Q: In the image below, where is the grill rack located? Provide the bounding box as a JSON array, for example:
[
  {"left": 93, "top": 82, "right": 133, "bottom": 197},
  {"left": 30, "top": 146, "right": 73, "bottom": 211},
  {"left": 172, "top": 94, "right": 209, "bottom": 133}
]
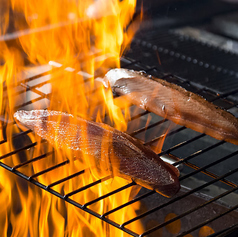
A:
[
  {"left": 1, "top": 56, "right": 238, "bottom": 236},
  {"left": 128, "top": 30, "right": 238, "bottom": 95}
]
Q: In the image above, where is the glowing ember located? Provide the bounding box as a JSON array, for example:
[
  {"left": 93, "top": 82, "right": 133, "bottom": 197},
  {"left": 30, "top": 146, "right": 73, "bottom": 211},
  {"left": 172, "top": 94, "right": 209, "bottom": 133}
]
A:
[{"left": 0, "top": 0, "right": 145, "bottom": 236}]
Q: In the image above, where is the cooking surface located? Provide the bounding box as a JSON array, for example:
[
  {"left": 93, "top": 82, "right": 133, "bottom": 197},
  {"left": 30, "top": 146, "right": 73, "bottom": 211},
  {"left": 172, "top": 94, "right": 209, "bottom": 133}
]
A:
[
  {"left": 2, "top": 0, "right": 238, "bottom": 236},
  {"left": 0, "top": 57, "right": 237, "bottom": 236}
]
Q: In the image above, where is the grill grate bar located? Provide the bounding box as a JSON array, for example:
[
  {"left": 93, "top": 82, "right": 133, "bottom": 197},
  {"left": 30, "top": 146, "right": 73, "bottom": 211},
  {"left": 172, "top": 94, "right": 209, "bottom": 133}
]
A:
[
  {"left": 180, "top": 149, "right": 238, "bottom": 183},
  {"left": 12, "top": 151, "right": 54, "bottom": 170},
  {"left": 103, "top": 106, "right": 149, "bottom": 128},
  {"left": 144, "top": 126, "right": 187, "bottom": 146},
  {"left": 0, "top": 129, "right": 32, "bottom": 145},
  {"left": 3, "top": 69, "right": 53, "bottom": 92},
  {"left": 14, "top": 95, "right": 48, "bottom": 111},
  {"left": 177, "top": 204, "right": 238, "bottom": 237},
  {"left": 46, "top": 169, "right": 86, "bottom": 189},
  {"left": 102, "top": 190, "right": 155, "bottom": 218},
  {"left": 29, "top": 159, "right": 70, "bottom": 179},
  {"left": 128, "top": 111, "right": 150, "bottom": 123},
  {"left": 20, "top": 82, "right": 51, "bottom": 99},
  {"left": 210, "top": 87, "right": 238, "bottom": 101},
  {"left": 141, "top": 186, "right": 238, "bottom": 237},
  {"left": 0, "top": 142, "right": 37, "bottom": 160},
  {"left": 129, "top": 118, "right": 167, "bottom": 136},
  {"left": 6, "top": 80, "right": 50, "bottom": 100},
  {"left": 174, "top": 140, "right": 225, "bottom": 166},
  {"left": 63, "top": 175, "right": 112, "bottom": 199},
  {"left": 21, "top": 81, "right": 50, "bottom": 97},
  {"left": 225, "top": 101, "right": 238, "bottom": 110},
  {"left": 209, "top": 224, "right": 238, "bottom": 237},
  {"left": 82, "top": 181, "right": 135, "bottom": 208},
  {"left": 0, "top": 161, "right": 48, "bottom": 190},
  {"left": 158, "top": 133, "right": 206, "bottom": 156},
  {"left": 122, "top": 60, "right": 140, "bottom": 69},
  {"left": 180, "top": 161, "right": 238, "bottom": 188},
  {"left": 121, "top": 166, "right": 238, "bottom": 228}
]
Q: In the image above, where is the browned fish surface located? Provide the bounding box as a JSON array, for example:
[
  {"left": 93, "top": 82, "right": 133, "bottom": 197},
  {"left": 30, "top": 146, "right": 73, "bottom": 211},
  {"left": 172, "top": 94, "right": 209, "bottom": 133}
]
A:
[
  {"left": 103, "top": 68, "right": 238, "bottom": 145},
  {"left": 14, "top": 110, "right": 180, "bottom": 197}
]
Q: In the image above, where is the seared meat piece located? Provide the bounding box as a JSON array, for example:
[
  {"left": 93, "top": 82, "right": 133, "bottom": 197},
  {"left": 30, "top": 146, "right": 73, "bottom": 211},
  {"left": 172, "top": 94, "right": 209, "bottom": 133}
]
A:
[
  {"left": 14, "top": 110, "right": 180, "bottom": 197},
  {"left": 103, "top": 68, "right": 238, "bottom": 145}
]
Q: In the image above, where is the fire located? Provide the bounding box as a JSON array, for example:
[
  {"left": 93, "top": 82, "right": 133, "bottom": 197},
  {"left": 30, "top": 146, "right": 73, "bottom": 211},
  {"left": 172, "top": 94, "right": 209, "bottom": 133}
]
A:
[{"left": 0, "top": 0, "right": 143, "bottom": 236}]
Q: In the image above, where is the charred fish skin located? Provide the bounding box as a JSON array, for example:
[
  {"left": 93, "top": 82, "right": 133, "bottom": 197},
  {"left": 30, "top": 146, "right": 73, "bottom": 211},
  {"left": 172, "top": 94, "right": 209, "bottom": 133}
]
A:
[
  {"left": 14, "top": 110, "right": 180, "bottom": 198},
  {"left": 104, "top": 68, "right": 238, "bottom": 146}
]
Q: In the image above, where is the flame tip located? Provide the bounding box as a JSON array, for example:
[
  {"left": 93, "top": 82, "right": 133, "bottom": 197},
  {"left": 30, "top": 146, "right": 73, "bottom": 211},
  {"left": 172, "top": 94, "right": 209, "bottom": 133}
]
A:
[{"left": 1, "top": 0, "right": 143, "bottom": 235}]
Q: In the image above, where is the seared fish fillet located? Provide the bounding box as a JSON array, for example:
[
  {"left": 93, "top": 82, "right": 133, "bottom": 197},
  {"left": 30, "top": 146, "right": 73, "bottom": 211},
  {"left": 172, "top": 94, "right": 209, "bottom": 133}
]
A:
[
  {"left": 14, "top": 110, "right": 180, "bottom": 198},
  {"left": 103, "top": 68, "right": 238, "bottom": 145}
]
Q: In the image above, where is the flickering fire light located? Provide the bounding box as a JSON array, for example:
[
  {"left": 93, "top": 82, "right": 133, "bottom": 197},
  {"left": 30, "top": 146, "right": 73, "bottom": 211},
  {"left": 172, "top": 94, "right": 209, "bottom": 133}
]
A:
[
  {"left": 0, "top": 0, "right": 148, "bottom": 236},
  {"left": 2, "top": 1, "right": 238, "bottom": 236}
]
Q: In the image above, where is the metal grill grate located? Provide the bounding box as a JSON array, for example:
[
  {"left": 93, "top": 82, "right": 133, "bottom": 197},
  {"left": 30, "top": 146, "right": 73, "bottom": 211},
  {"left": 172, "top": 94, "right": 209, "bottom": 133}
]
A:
[
  {"left": 1, "top": 56, "right": 238, "bottom": 236},
  {"left": 127, "top": 30, "right": 238, "bottom": 95}
]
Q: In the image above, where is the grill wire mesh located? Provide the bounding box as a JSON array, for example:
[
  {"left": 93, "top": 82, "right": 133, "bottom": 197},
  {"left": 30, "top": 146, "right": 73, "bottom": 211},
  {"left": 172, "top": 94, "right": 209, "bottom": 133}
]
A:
[{"left": 1, "top": 45, "right": 238, "bottom": 236}]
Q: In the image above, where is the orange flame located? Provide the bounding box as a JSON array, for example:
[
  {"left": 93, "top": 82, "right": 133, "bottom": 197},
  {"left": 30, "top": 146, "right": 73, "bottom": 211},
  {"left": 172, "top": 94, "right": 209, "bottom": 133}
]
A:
[{"left": 0, "top": 0, "right": 144, "bottom": 236}]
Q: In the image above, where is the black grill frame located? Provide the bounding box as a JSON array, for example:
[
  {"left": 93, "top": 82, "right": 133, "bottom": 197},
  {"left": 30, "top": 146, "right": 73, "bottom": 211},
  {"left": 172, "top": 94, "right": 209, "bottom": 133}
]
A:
[{"left": 1, "top": 54, "right": 238, "bottom": 236}]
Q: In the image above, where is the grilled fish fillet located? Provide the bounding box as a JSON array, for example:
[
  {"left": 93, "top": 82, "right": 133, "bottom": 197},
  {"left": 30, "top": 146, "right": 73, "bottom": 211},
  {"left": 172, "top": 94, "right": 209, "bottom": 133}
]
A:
[
  {"left": 14, "top": 110, "right": 180, "bottom": 197},
  {"left": 103, "top": 68, "right": 238, "bottom": 145}
]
